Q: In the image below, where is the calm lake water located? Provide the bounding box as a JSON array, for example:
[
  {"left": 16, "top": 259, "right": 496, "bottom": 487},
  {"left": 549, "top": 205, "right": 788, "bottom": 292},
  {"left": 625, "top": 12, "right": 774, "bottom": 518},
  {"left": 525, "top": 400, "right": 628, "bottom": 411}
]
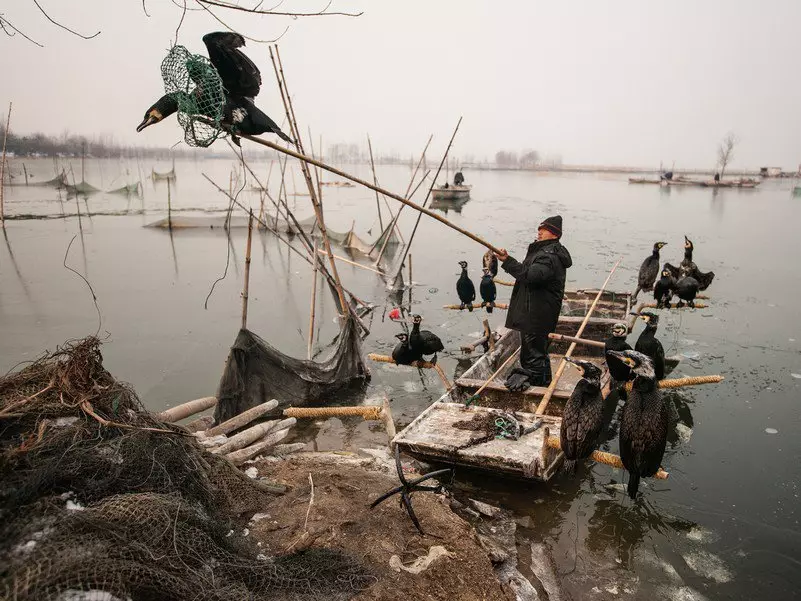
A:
[{"left": 1, "top": 157, "right": 799, "bottom": 600}]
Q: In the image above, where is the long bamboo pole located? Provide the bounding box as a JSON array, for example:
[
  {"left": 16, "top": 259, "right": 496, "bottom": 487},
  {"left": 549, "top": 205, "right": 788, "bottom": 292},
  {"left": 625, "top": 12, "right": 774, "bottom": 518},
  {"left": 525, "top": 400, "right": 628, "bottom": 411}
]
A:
[
  {"left": 241, "top": 211, "right": 254, "bottom": 330},
  {"left": 317, "top": 248, "right": 384, "bottom": 275},
  {"left": 307, "top": 240, "right": 318, "bottom": 359},
  {"left": 0, "top": 102, "right": 11, "bottom": 229},
  {"left": 367, "top": 134, "right": 384, "bottom": 232},
  {"left": 466, "top": 347, "right": 522, "bottom": 404},
  {"left": 547, "top": 333, "right": 605, "bottom": 349},
  {"left": 535, "top": 258, "right": 622, "bottom": 415},
  {"left": 545, "top": 436, "right": 669, "bottom": 480},
  {"left": 237, "top": 130, "right": 501, "bottom": 253}
]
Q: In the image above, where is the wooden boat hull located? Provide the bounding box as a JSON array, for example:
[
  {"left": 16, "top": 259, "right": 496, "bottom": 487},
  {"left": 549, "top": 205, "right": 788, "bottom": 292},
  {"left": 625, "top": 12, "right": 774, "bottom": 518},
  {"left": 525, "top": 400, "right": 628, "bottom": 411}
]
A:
[
  {"left": 628, "top": 177, "right": 664, "bottom": 184},
  {"left": 431, "top": 185, "right": 471, "bottom": 201}
]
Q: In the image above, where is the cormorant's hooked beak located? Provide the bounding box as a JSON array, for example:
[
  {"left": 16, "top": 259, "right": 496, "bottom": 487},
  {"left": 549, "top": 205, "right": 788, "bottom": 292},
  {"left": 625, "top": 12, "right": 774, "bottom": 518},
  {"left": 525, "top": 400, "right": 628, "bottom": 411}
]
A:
[
  {"left": 136, "top": 115, "right": 158, "bottom": 133},
  {"left": 564, "top": 356, "right": 583, "bottom": 374}
]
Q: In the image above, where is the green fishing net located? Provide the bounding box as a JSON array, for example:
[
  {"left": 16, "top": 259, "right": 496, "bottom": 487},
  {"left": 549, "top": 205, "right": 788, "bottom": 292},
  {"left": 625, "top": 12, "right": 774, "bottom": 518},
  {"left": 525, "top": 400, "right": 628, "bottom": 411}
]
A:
[{"left": 160, "top": 45, "right": 226, "bottom": 148}]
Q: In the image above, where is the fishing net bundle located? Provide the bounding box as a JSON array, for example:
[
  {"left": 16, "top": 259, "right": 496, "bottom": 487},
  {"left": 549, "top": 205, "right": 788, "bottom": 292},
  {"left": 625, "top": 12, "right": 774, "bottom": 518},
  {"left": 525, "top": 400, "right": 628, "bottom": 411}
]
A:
[
  {"left": 0, "top": 337, "right": 373, "bottom": 600},
  {"left": 160, "top": 45, "right": 226, "bottom": 148},
  {"left": 214, "top": 317, "right": 370, "bottom": 424}
]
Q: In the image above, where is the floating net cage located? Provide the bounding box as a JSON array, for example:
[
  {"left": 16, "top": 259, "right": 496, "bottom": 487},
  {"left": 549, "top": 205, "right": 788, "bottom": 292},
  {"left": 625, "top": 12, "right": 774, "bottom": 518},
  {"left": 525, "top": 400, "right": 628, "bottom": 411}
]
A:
[
  {"left": 160, "top": 45, "right": 226, "bottom": 148},
  {"left": 0, "top": 337, "right": 373, "bottom": 600}
]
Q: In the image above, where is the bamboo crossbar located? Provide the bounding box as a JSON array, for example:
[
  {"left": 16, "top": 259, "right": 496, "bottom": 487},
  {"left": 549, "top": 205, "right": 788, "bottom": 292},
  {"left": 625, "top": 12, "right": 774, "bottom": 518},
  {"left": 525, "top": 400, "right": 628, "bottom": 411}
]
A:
[
  {"left": 536, "top": 258, "right": 622, "bottom": 415},
  {"left": 623, "top": 375, "right": 723, "bottom": 392},
  {"left": 283, "top": 406, "right": 382, "bottom": 420},
  {"left": 443, "top": 302, "right": 509, "bottom": 310},
  {"left": 367, "top": 353, "right": 452, "bottom": 389},
  {"left": 548, "top": 333, "right": 606, "bottom": 348},
  {"left": 317, "top": 249, "right": 384, "bottom": 275},
  {"left": 238, "top": 132, "right": 501, "bottom": 253},
  {"left": 545, "top": 436, "right": 669, "bottom": 479},
  {"left": 471, "top": 347, "right": 521, "bottom": 400},
  {"left": 494, "top": 278, "right": 514, "bottom": 286}
]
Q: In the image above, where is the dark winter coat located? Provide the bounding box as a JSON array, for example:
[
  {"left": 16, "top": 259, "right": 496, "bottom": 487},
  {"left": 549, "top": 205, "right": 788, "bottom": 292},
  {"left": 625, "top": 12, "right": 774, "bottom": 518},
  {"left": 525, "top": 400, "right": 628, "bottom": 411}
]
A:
[{"left": 501, "top": 239, "right": 573, "bottom": 335}]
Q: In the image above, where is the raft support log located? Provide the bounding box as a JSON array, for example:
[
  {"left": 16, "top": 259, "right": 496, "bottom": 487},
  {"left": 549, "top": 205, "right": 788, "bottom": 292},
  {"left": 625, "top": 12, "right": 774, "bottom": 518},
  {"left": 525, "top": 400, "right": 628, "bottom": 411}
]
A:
[
  {"left": 368, "top": 353, "right": 453, "bottom": 390},
  {"left": 623, "top": 375, "right": 724, "bottom": 392},
  {"left": 546, "top": 436, "right": 669, "bottom": 480},
  {"left": 226, "top": 427, "right": 292, "bottom": 466},
  {"left": 443, "top": 302, "right": 509, "bottom": 310},
  {"left": 156, "top": 396, "right": 218, "bottom": 423},
  {"left": 213, "top": 417, "right": 296, "bottom": 455},
  {"left": 283, "top": 397, "right": 396, "bottom": 447},
  {"left": 203, "top": 399, "right": 280, "bottom": 438}
]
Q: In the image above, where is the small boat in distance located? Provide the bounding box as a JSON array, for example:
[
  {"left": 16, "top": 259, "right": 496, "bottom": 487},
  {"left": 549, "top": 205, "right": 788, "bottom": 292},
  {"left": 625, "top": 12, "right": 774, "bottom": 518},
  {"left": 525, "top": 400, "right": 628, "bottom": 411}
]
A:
[{"left": 431, "top": 183, "right": 472, "bottom": 202}]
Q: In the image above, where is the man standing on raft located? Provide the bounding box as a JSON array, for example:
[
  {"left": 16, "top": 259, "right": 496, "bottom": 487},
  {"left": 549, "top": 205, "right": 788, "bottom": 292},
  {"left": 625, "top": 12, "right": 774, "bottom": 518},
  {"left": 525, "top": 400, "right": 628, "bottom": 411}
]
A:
[{"left": 494, "top": 215, "right": 572, "bottom": 391}]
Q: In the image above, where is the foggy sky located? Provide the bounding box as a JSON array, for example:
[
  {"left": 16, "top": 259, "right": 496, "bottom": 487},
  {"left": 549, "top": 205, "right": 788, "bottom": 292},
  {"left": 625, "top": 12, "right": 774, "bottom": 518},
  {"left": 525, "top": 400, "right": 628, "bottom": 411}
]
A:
[{"left": 2, "top": 0, "right": 800, "bottom": 169}]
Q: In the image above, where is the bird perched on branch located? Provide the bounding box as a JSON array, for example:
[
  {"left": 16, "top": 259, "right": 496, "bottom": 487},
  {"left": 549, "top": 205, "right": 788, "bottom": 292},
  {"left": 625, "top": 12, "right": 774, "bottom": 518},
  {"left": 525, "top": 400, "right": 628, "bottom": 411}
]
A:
[
  {"left": 653, "top": 267, "right": 676, "bottom": 308},
  {"left": 633, "top": 242, "right": 667, "bottom": 301},
  {"left": 456, "top": 261, "right": 476, "bottom": 311},
  {"left": 392, "top": 333, "right": 422, "bottom": 366},
  {"left": 479, "top": 268, "right": 497, "bottom": 313},
  {"left": 608, "top": 350, "right": 668, "bottom": 499},
  {"left": 560, "top": 358, "right": 604, "bottom": 474},
  {"left": 664, "top": 236, "right": 715, "bottom": 290},
  {"left": 604, "top": 322, "right": 634, "bottom": 392},
  {"left": 137, "top": 32, "right": 291, "bottom": 146},
  {"left": 631, "top": 311, "right": 665, "bottom": 381},
  {"left": 409, "top": 315, "right": 444, "bottom": 364},
  {"left": 674, "top": 275, "right": 700, "bottom": 308}
]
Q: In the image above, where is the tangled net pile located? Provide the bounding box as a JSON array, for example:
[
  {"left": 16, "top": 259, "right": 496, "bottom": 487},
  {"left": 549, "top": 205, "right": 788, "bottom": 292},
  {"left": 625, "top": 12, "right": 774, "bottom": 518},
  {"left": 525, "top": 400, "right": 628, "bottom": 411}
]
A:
[
  {"left": 0, "top": 337, "right": 374, "bottom": 600},
  {"left": 160, "top": 45, "right": 226, "bottom": 148}
]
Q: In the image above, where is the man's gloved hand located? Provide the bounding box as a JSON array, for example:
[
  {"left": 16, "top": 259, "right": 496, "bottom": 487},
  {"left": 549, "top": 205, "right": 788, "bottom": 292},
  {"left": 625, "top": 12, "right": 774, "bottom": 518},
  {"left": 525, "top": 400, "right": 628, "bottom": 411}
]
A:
[{"left": 505, "top": 367, "right": 533, "bottom": 392}]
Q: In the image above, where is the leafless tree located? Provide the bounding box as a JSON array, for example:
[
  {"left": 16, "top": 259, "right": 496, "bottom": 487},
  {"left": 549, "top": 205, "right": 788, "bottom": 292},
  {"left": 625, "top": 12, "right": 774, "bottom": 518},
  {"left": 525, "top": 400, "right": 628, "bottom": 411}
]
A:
[{"left": 717, "top": 132, "right": 737, "bottom": 177}]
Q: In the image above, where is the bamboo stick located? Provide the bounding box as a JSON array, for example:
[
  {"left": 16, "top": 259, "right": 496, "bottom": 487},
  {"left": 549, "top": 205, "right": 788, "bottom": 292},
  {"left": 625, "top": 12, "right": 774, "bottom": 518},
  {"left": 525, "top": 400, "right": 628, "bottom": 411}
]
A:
[
  {"left": 443, "top": 302, "right": 509, "bottom": 310},
  {"left": 367, "top": 134, "right": 384, "bottom": 232},
  {"left": 408, "top": 254, "right": 413, "bottom": 310},
  {"left": 204, "top": 399, "right": 280, "bottom": 437},
  {"left": 536, "top": 258, "right": 622, "bottom": 415},
  {"left": 494, "top": 278, "right": 514, "bottom": 286},
  {"left": 184, "top": 415, "right": 215, "bottom": 433},
  {"left": 212, "top": 417, "right": 296, "bottom": 455},
  {"left": 317, "top": 248, "right": 384, "bottom": 275},
  {"left": 461, "top": 334, "right": 489, "bottom": 354},
  {"left": 545, "top": 436, "right": 669, "bottom": 479},
  {"left": 467, "top": 347, "right": 521, "bottom": 403},
  {"left": 0, "top": 102, "right": 11, "bottom": 229},
  {"left": 283, "top": 406, "right": 382, "bottom": 420},
  {"left": 548, "top": 333, "right": 606, "bottom": 349},
  {"left": 237, "top": 130, "right": 501, "bottom": 253},
  {"left": 307, "top": 240, "right": 319, "bottom": 359},
  {"left": 167, "top": 177, "right": 173, "bottom": 229},
  {"left": 156, "top": 396, "right": 218, "bottom": 423},
  {"left": 241, "top": 211, "right": 254, "bottom": 330},
  {"left": 623, "top": 375, "right": 723, "bottom": 392},
  {"left": 22, "top": 163, "right": 28, "bottom": 186},
  {"left": 226, "top": 428, "right": 291, "bottom": 465}
]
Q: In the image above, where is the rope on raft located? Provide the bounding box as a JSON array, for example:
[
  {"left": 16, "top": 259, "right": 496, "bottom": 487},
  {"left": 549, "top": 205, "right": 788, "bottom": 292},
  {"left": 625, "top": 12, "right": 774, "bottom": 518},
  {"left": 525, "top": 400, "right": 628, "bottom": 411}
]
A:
[
  {"left": 623, "top": 374, "right": 723, "bottom": 392},
  {"left": 545, "top": 436, "right": 669, "bottom": 480}
]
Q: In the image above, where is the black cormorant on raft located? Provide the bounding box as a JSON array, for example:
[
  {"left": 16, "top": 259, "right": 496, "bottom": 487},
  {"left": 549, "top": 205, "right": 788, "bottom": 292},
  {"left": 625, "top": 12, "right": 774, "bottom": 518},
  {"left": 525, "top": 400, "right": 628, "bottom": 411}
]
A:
[
  {"left": 653, "top": 267, "right": 676, "bottom": 308},
  {"left": 136, "top": 32, "right": 291, "bottom": 146},
  {"left": 479, "top": 269, "right": 497, "bottom": 313},
  {"left": 631, "top": 311, "right": 666, "bottom": 381},
  {"left": 633, "top": 242, "right": 667, "bottom": 301},
  {"left": 665, "top": 236, "right": 715, "bottom": 291},
  {"left": 409, "top": 315, "right": 444, "bottom": 364},
  {"left": 456, "top": 260, "right": 476, "bottom": 311},
  {"left": 604, "top": 322, "right": 634, "bottom": 391},
  {"left": 609, "top": 350, "right": 669, "bottom": 500},
  {"left": 392, "top": 333, "right": 422, "bottom": 366},
  {"left": 560, "top": 358, "right": 604, "bottom": 474}
]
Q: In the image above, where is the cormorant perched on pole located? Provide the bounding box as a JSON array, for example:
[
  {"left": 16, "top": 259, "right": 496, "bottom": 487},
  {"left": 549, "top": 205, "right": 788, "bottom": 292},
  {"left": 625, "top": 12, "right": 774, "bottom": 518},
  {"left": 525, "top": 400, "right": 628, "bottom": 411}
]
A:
[
  {"left": 137, "top": 32, "right": 291, "bottom": 146},
  {"left": 653, "top": 267, "right": 676, "bottom": 308},
  {"left": 631, "top": 311, "right": 665, "bottom": 381},
  {"left": 604, "top": 322, "right": 634, "bottom": 391},
  {"left": 392, "top": 333, "right": 422, "bottom": 365},
  {"left": 607, "top": 350, "right": 669, "bottom": 500},
  {"left": 456, "top": 260, "right": 476, "bottom": 312},
  {"left": 560, "top": 358, "right": 604, "bottom": 474},
  {"left": 479, "top": 268, "right": 497, "bottom": 313},
  {"left": 409, "top": 315, "right": 444, "bottom": 364},
  {"left": 665, "top": 236, "right": 715, "bottom": 290},
  {"left": 632, "top": 242, "right": 667, "bottom": 301}
]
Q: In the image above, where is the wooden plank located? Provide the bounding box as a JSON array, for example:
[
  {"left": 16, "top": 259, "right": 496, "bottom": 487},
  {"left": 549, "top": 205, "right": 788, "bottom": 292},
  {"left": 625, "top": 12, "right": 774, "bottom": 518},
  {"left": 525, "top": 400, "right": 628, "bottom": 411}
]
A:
[{"left": 455, "top": 378, "right": 573, "bottom": 400}]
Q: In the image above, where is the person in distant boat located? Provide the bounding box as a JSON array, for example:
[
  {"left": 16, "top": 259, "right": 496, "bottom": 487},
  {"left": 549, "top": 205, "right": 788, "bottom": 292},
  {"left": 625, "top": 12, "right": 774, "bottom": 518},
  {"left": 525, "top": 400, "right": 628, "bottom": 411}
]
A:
[
  {"left": 714, "top": 172, "right": 721, "bottom": 183},
  {"left": 443, "top": 182, "right": 450, "bottom": 189},
  {"left": 661, "top": 171, "right": 673, "bottom": 181},
  {"left": 454, "top": 170, "right": 465, "bottom": 186},
  {"left": 494, "top": 216, "right": 572, "bottom": 390}
]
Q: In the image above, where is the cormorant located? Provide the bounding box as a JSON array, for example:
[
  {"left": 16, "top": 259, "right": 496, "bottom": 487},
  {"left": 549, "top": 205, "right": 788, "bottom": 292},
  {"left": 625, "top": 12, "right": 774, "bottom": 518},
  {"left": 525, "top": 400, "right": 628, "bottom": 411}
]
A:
[
  {"left": 674, "top": 275, "right": 700, "bottom": 308},
  {"left": 479, "top": 269, "right": 497, "bottom": 313},
  {"left": 607, "top": 350, "right": 669, "bottom": 499},
  {"left": 664, "top": 236, "right": 715, "bottom": 290},
  {"left": 633, "top": 242, "right": 667, "bottom": 301},
  {"left": 631, "top": 311, "right": 665, "bottom": 380},
  {"left": 409, "top": 315, "right": 445, "bottom": 364},
  {"left": 653, "top": 267, "right": 676, "bottom": 309},
  {"left": 456, "top": 260, "right": 476, "bottom": 311},
  {"left": 604, "top": 322, "right": 634, "bottom": 389},
  {"left": 392, "top": 333, "right": 422, "bottom": 365},
  {"left": 482, "top": 249, "right": 498, "bottom": 278},
  {"left": 560, "top": 357, "right": 604, "bottom": 474},
  {"left": 137, "top": 32, "right": 291, "bottom": 146}
]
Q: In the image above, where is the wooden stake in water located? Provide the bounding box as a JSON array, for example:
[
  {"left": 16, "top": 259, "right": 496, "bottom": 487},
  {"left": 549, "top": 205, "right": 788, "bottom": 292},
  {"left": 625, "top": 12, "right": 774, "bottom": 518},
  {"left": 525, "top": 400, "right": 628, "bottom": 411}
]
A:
[
  {"left": 22, "top": 163, "right": 28, "bottom": 186},
  {"left": 0, "top": 102, "right": 11, "bottom": 229},
  {"left": 167, "top": 178, "right": 173, "bottom": 230},
  {"left": 367, "top": 134, "right": 384, "bottom": 232},
  {"left": 241, "top": 211, "right": 254, "bottom": 330},
  {"left": 307, "top": 240, "right": 319, "bottom": 360}
]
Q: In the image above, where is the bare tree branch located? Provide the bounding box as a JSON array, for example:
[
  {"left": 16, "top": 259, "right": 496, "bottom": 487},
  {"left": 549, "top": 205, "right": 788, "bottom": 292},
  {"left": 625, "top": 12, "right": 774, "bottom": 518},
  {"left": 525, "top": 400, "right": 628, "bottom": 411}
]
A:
[
  {"left": 0, "top": 14, "right": 44, "bottom": 46},
  {"left": 197, "top": 0, "right": 363, "bottom": 17},
  {"left": 174, "top": 0, "right": 187, "bottom": 45},
  {"left": 193, "top": 0, "right": 289, "bottom": 43},
  {"left": 142, "top": 0, "right": 151, "bottom": 17},
  {"left": 717, "top": 132, "right": 737, "bottom": 178},
  {"left": 32, "top": 0, "right": 100, "bottom": 39}
]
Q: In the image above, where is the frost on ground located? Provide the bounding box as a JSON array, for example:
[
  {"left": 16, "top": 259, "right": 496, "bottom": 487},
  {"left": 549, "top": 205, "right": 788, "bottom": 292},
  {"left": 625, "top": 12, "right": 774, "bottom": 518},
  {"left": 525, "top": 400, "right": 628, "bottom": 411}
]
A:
[
  {"left": 681, "top": 550, "right": 733, "bottom": 584},
  {"left": 675, "top": 423, "right": 693, "bottom": 444},
  {"left": 656, "top": 585, "right": 710, "bottom": 601},
  {"left": 686, "top": 526, "right": 720, "bottom": 544}
]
